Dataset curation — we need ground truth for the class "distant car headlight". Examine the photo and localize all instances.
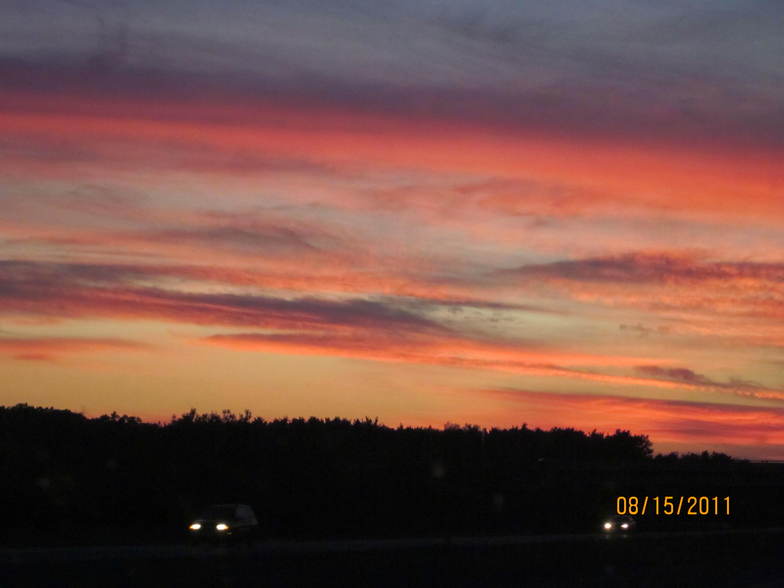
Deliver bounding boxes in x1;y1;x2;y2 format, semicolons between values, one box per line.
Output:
621;523;629;529
189;523;202;531
215;523;229;531
603;522;613;530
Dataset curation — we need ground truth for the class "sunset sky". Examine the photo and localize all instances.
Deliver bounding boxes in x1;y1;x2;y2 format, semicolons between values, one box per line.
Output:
2;1;784;458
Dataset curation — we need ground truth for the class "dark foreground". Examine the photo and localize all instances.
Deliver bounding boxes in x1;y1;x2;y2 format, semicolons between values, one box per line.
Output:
2;528;783;587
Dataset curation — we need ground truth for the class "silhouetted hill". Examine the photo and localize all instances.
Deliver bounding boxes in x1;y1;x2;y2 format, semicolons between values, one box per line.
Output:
1;404;779;545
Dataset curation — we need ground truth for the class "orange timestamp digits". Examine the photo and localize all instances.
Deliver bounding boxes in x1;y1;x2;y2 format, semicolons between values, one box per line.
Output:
616;496;731;516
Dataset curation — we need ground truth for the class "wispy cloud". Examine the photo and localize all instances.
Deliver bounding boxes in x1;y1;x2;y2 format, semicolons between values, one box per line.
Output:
499;253;784;284
0;337;150;362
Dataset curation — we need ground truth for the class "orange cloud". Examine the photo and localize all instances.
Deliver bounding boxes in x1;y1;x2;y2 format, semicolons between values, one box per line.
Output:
0;337;150;362
2;95;783;226
3;259;781;400
200;331;784;401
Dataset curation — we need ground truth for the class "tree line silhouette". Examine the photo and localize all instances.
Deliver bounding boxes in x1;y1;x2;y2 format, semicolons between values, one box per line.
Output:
1;404;780;545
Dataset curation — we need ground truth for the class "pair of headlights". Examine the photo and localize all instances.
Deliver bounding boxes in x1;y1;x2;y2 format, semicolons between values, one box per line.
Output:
603;521;629;530
189;522;229;531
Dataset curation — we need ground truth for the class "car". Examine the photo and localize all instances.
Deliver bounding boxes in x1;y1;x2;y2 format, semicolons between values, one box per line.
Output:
601;514;636;534
187;503;259;544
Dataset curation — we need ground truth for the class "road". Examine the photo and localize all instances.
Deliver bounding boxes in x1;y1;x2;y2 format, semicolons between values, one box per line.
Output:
2;528;783;586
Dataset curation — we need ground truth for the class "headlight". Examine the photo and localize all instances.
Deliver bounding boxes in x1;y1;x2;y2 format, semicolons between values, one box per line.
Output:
603;522;612;530
621;523;629;529
189;523;202;531
215;523;229;531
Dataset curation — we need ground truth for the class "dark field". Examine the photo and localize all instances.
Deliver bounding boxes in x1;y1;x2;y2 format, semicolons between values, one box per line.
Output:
5;406;782;543
2;529;783;588
4;406;783;586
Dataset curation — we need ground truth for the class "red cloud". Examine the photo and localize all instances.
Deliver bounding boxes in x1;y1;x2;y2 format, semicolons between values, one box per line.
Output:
479;389;784;450
2;91;783;226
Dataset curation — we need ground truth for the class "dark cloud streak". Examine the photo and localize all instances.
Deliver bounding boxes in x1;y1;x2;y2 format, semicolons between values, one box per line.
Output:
498;253;784;284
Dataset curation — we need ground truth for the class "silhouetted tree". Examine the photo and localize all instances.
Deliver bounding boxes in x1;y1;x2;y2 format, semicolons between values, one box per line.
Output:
0;403;772;545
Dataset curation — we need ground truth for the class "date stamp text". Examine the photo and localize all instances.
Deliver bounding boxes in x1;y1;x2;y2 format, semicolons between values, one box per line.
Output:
616;496;731;516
